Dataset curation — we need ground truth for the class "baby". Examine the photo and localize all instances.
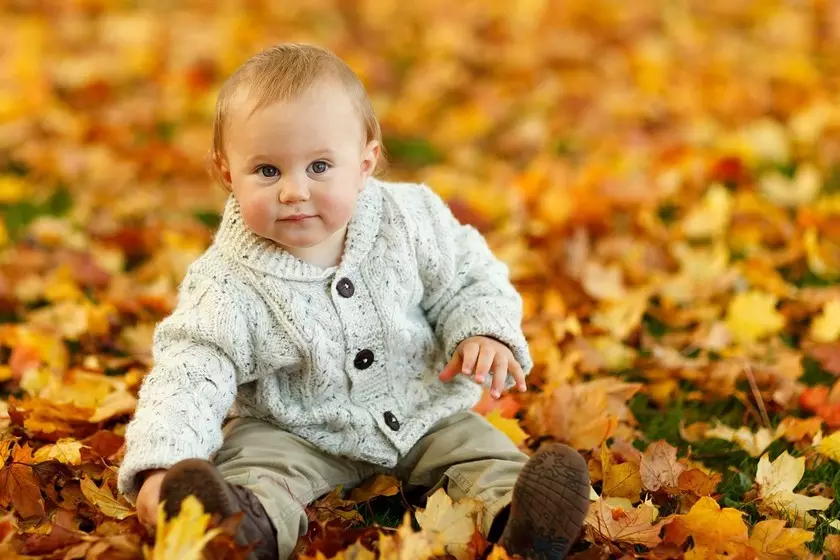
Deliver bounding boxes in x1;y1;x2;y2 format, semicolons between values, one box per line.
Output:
116;43;590;560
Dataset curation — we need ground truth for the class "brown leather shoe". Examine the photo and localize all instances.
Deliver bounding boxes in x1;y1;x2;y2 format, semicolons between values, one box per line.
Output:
160;458;278;560
498;443;590;559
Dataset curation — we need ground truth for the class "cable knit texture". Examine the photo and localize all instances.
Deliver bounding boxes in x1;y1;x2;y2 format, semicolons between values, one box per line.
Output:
117;178;533;502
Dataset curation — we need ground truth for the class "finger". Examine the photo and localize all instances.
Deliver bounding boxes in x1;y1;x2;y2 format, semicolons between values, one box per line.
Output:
490;356;508;399
439;355;463;382
461;342;480;376
509;359;527;392
473;345;495;384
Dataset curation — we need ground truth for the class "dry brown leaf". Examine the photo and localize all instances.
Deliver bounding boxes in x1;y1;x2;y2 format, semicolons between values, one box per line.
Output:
640;440;685;493
584;499;667;548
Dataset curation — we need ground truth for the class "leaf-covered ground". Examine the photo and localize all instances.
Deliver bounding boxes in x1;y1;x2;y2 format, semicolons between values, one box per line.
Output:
3;1;840;559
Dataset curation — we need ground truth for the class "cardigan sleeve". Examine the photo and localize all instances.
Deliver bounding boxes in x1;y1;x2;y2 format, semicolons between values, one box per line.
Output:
116;271;254;503
408;184;533;385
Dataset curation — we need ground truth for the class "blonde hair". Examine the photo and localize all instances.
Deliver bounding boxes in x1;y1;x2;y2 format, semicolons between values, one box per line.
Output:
210;43;384;188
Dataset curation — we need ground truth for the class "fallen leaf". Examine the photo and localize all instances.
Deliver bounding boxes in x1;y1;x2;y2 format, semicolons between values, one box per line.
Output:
600;445;643;503
414;488;481;560
484;409;528;446
748;519;813;560
80;475;134;520
705;421;783;457
0;443;45;519
349;474;400;502
584;499;666;548
33;438;84;466
756;451;833;526
144;495;221;560
725;290;786;346
816;430;840;462
663;496;748;552
640;440;685;493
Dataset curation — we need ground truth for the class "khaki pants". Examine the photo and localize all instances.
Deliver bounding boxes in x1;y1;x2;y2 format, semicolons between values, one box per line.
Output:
212;411;528;559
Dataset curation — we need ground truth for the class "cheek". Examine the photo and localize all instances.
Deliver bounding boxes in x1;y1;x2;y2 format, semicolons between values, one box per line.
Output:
239;192;274;231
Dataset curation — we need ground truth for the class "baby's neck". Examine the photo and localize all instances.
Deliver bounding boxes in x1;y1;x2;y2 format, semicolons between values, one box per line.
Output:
277;226;347;270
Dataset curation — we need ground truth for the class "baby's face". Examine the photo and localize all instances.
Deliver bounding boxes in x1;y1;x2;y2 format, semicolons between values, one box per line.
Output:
221;79;378;266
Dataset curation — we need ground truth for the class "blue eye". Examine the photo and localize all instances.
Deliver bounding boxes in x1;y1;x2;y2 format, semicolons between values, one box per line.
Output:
309;160;329;174
257;165;279;178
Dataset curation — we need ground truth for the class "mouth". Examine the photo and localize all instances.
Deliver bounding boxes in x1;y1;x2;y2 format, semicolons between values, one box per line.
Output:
279;214;315;222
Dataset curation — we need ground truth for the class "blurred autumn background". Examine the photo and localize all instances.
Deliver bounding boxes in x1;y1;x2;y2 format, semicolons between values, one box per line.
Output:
4;0;840;558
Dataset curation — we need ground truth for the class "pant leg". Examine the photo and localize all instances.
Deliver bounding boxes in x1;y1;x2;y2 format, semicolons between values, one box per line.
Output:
395;410;528;537
212;417;377;560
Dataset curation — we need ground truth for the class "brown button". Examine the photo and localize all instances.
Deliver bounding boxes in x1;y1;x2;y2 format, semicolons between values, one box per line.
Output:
383;411;400;431
354;349;374;370
336;278;355;298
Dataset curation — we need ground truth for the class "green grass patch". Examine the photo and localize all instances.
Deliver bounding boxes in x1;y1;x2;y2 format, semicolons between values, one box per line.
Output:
2;187;73;240
383;136;444;168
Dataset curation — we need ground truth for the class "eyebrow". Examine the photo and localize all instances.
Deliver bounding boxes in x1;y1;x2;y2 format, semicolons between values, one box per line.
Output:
244;149;337;168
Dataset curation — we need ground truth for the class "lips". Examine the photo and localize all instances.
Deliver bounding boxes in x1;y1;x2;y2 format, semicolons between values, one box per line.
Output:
279;214;315;222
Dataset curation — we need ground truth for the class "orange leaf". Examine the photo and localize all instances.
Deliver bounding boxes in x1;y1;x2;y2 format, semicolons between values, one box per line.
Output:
0;444;45;519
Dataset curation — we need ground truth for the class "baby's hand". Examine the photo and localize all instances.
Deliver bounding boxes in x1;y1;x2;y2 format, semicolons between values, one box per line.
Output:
136;469;167;529
439;336;527;399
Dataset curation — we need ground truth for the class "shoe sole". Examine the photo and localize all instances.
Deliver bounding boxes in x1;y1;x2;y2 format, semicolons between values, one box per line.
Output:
160;458;240;521
500;443;591;560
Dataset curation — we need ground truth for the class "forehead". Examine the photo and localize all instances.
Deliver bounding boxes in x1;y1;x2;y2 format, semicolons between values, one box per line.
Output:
226;80;363;153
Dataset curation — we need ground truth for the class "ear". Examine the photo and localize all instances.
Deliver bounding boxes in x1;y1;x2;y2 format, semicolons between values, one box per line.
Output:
360;140;380;180
213;152;233;189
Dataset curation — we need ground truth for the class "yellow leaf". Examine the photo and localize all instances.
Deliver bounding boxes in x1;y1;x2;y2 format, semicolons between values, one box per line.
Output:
590;290;649;341
681;184;732;238
664;496;748;552
581;261;626;301
378;514;440;560
748;519;813;560
80;475;134;520
705;421;783;457
600;445;643;502
144;495;221;560
485;409;528;446
760;163;822;208
414;488;480;560
810;299;840;343
33;438;84;466
817;431;840;463
0;176;25;204
584;498;665;547
88;389;137;422
756;452;833;527
349;474;400;502
725;290;786;345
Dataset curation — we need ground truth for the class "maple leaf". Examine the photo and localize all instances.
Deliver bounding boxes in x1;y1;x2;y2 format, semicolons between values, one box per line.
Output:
705;421;784;457
0;443;45;519
680;184;733;238
526;378;642;450
414;488;481;560
600;444;643;503
756;451;833;527
807;342;840;376
640;440;685;493
748;519;813;560
32;438;84;466
816;430;840;462
663;496;748;552
778;416;824;443
484;409;528;446
144;495;222;560
378;514;441;560
809;298;840;343
725;290;786;346
80;475;135;520
307;486;364;525
677;469;722;498
349;474;400;502
584;498;667;548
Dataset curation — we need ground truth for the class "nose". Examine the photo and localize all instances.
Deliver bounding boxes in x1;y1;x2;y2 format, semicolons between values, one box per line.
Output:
277;176;309;204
